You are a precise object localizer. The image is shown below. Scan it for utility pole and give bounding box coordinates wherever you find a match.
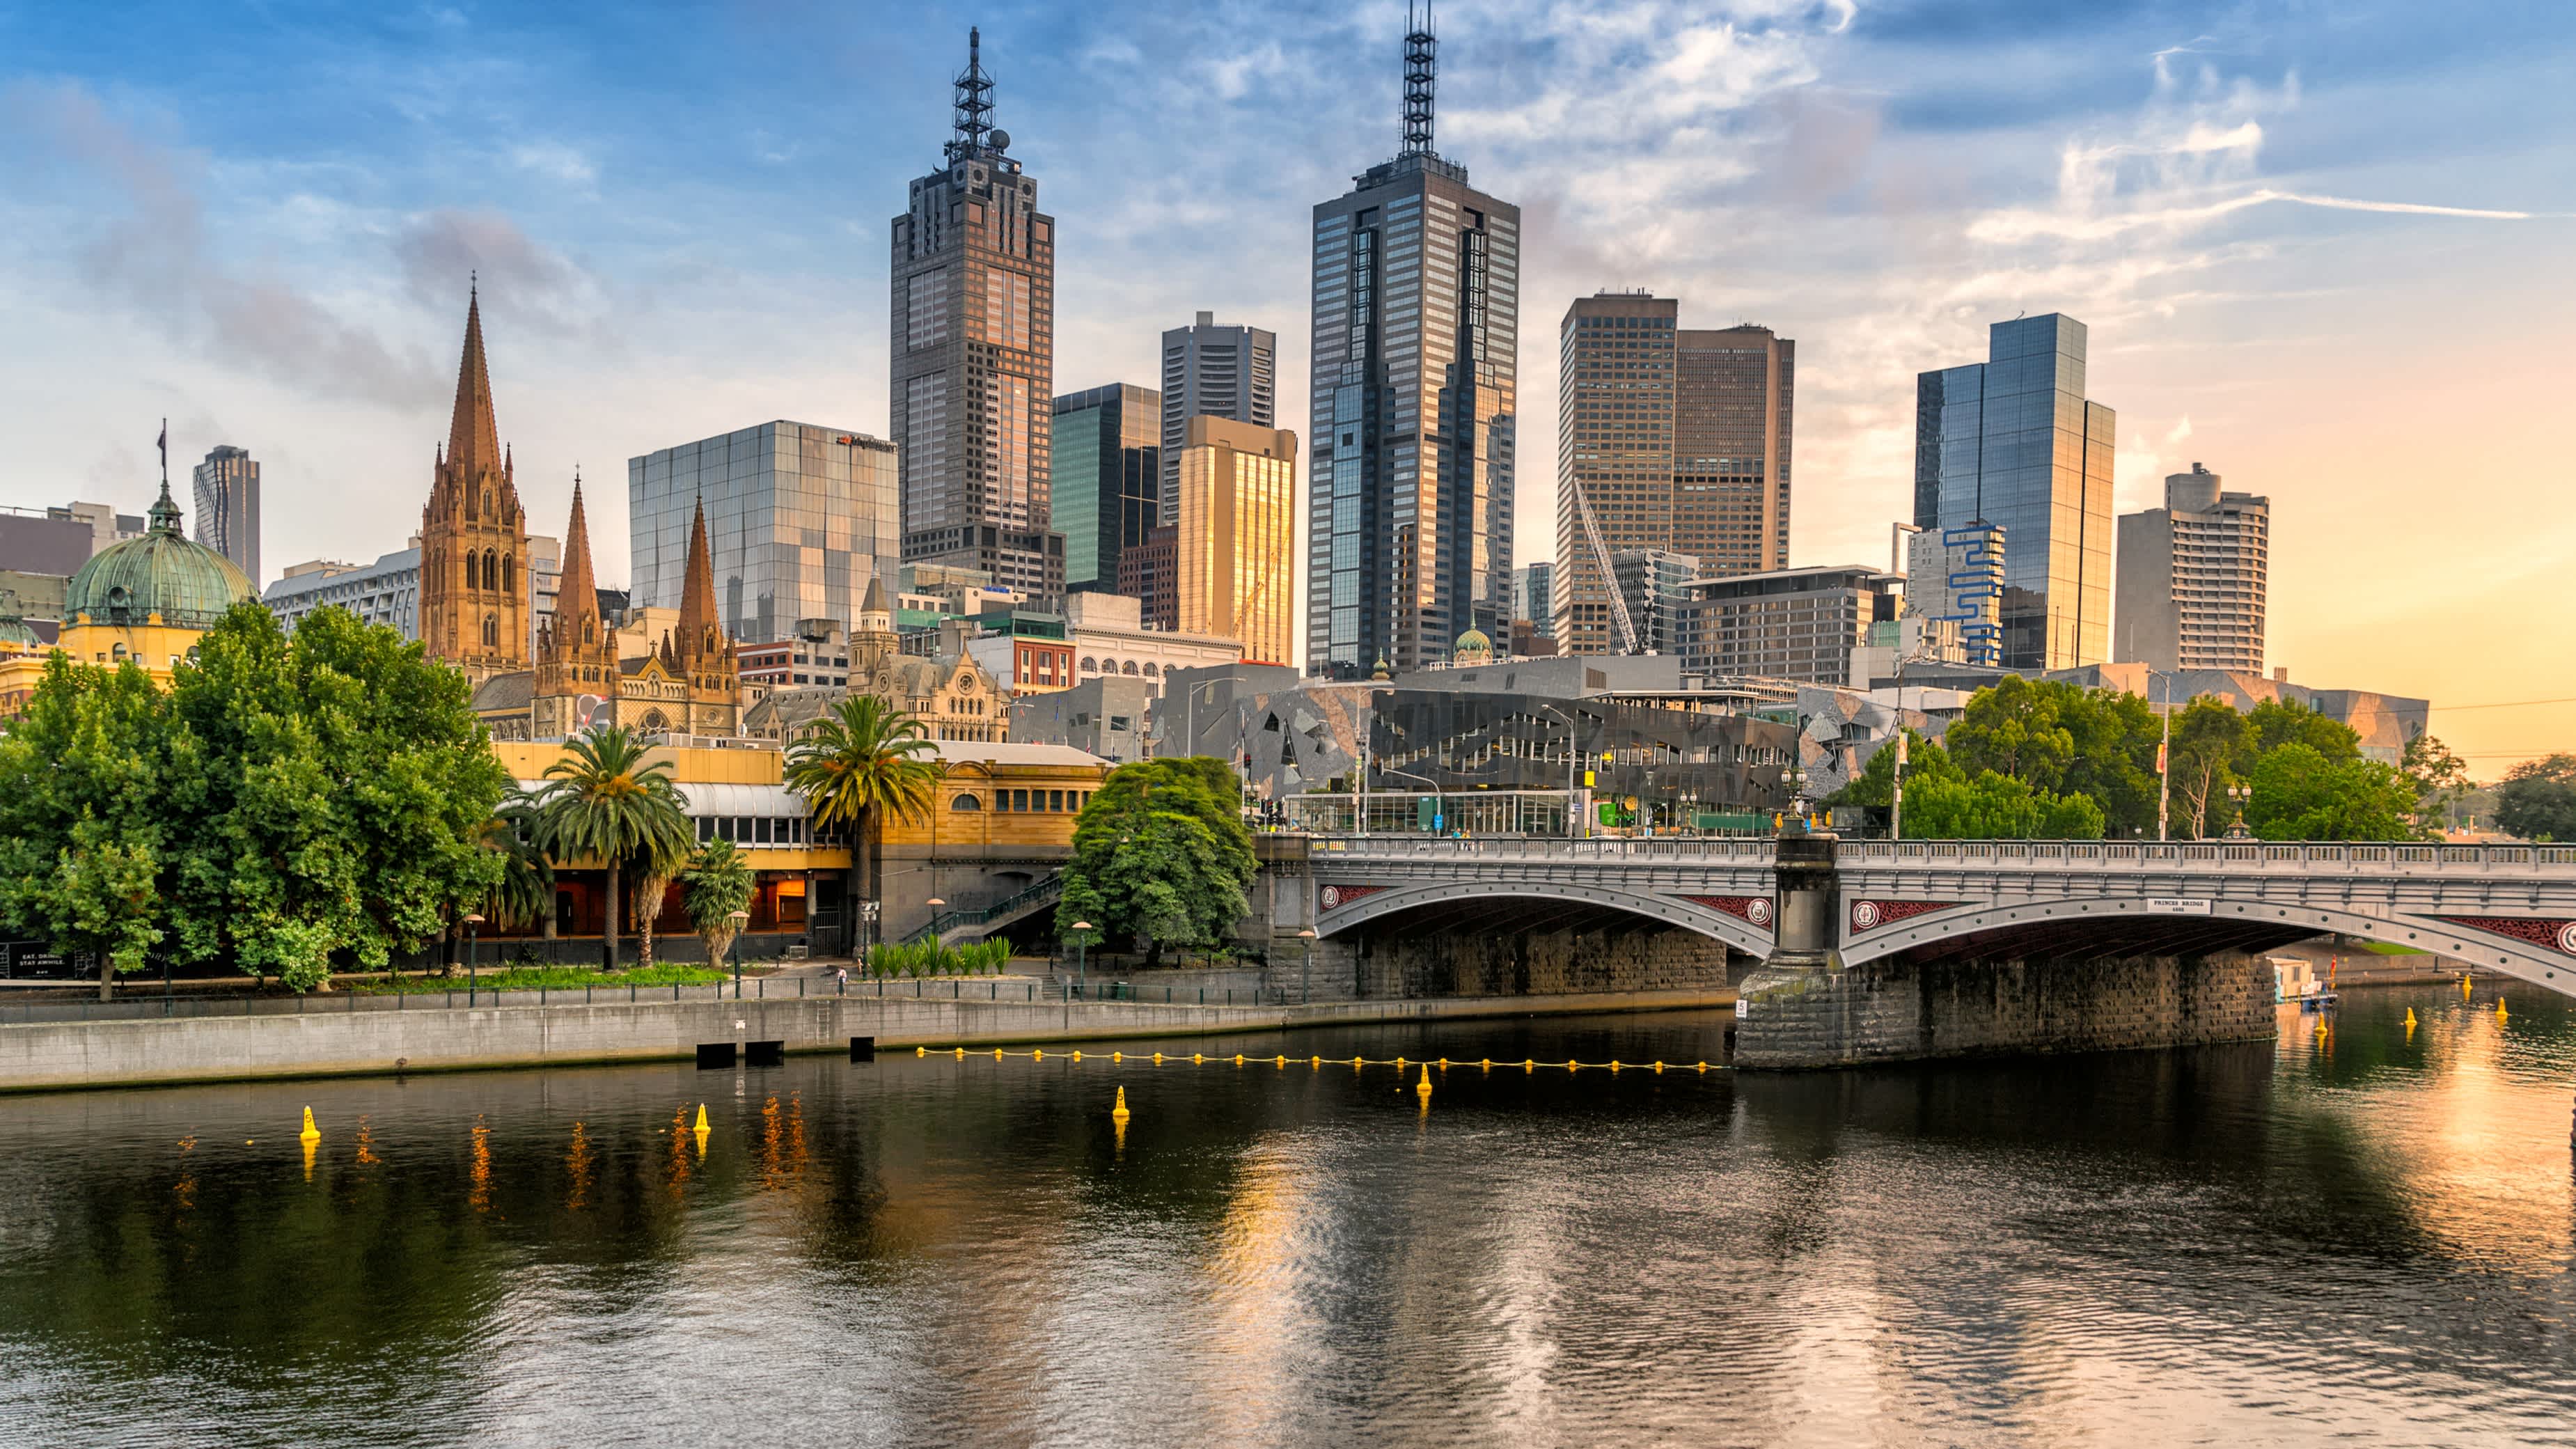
[2156,671,2171,842]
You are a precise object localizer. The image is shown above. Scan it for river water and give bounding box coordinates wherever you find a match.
[1,983,2572,1447]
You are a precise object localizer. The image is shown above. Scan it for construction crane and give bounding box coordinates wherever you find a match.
[1571,475,1640,654]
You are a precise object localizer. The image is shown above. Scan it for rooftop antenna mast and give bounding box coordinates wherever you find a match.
[1401,1,1437,157]
[945,26,996,164]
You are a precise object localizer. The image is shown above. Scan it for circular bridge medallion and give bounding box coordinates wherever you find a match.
[1321,886,1344,911]
[1851,900,1880,932]
[2560,921,2576,955]
[1747,898,1773,927]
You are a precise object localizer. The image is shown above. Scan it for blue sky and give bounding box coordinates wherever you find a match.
[3,0,2571,760]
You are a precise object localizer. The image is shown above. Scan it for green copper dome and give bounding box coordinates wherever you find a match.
[64,483,255,631]
[0,615,38,649]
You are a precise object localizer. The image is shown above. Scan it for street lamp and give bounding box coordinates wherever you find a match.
[462,913,483,1005]
[1782,762,1809,835]
[1534,703,1583,839]
[1070,920,1092,999]
[2226,783,2254,840]
[728,909,750,998]
[1298,927,1316,1005]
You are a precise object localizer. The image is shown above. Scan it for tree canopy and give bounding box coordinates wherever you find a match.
[2495,753,2576,843]
[1054,757,1256,969]
[0,602,511,994]
[533,724,693,970]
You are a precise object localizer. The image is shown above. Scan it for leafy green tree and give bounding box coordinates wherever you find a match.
[1054,757,1256,969]
[1945,675,2075,789]
[1900,769,2107,840]
[533,725,694,970]
[2244,697,2360,769]
[159,604,510,992]
[1828,728,1960,811]
[2165,696,2252,839]
[680,839,757,967]
[0,656,173,998]
[783,695,938,946]
[2055,688,2161,835]
[2244,744,2417,840]
[2494,753,2576,843]
[2399,732,2472,835]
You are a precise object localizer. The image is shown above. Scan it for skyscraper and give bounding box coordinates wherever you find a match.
[1160,313,1276,519]
[890,28,1065,603]
[1514,561,1553,629]
[1553,293,1794,655]
[1172,415,1298,666]
[1906,519,2006,668]
[1051,383,1160,593]
[1915,314,2116,670]
[2114,462,2268,672]
[629,421,899,643]
[1307,8,1518,677]
[191,444,260,586]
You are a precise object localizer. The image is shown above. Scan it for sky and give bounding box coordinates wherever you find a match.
[1,0,2570,770]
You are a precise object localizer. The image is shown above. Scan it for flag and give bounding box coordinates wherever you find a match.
[2155,739,2168,774]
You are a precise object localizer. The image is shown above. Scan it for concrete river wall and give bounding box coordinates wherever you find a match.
[0,985,1738,1094]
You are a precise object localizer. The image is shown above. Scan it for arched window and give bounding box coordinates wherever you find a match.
[950,792,982,811]
[1080,657,1097,673]
[1120,659,1139,675]
[484,549,498,593]
[482,614,498,648]
[501,554,515,595]
[1142,661,1159,678]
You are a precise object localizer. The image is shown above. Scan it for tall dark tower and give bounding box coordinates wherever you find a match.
[419,282,532,683]
[890,27,1065,604]
[1305,8,1518,676]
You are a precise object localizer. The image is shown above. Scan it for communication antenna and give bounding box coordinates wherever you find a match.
[945,26,996,164]
[1401,1,1437,157]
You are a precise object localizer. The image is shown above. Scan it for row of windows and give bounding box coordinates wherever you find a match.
[695,815,838,847]
[950,788,1092,813]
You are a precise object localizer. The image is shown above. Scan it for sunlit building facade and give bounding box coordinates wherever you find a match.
[629,421,900,645]
[1051,382,1159,593]
[1173,415,1298,666]
[1915,313,2116,671]
[1160,312,1276,520]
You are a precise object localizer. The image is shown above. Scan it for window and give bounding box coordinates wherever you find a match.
[951,793,981,811]
[1048,790,1064,811]
[1013,789,1030,810]
[755,817,773,845]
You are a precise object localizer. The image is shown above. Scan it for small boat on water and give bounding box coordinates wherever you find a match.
[2270,957,2337,1010]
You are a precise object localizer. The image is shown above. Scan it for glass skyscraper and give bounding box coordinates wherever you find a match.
[1306,11,1518,677]
[191,444,260,587]
[1160,312,1276,520]
[1051,382,1160,593]
[1915,314,2115,671]
[629,421,900,644]
[889,29,1065,603]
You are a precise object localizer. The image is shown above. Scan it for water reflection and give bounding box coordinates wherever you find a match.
[0,985,2568,1446]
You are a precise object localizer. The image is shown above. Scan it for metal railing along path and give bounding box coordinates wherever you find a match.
[1305,836,2576,875]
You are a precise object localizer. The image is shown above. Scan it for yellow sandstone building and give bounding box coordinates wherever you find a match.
[0,481,258,717]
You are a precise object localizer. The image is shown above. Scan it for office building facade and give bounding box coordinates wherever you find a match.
[1307,10,1519,677]
[1514,561,1553,631]
[1051,383,1159,593]
[1904,519,2006,668]
[1160,312,1277,519]
[629,421,900,645]
[1554,293,1793,655]
[1915,313,2116,670]
[2114,462,2269,672]
[1610,547,1700,657]
[191,445,260,586]
[263,549,423,640]
[890,29,1064,603]
[1681,565,1903,684]
[1172,415,1298,666]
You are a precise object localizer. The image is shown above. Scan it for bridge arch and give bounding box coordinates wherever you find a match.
[1316,878,1774,959]
[1844,895,2576,1000]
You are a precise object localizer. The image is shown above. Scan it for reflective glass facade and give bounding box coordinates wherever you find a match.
[1050,383,1159,592]
[1913,315,2114,670]
[1159,314,1276,519]
[1308,152,1519,677]
[1174,416,1298,667]
[629,421,900,644]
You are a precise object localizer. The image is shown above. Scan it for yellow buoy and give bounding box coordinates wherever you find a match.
[1653,1061,1665,1074]
[1610,1060,1621,1072]
[1111,1086,1131,1123]
[1415,1065,1433,1099]
[1311,1056,1322,1068]
[954,1047,966,1058]
[1695,1061,1709,1072]
[916,1046,927,1056]
[1275,1054,1287,1067]
[1152,1052,1164,1064]
[1395,1056,1406,1070]
[1565,1059,1578,1071]
[1033,1049,1044,1060]
[2404,1008,2418,1028]
[1523,1059,1535,1070]
[994,1048,1004,1060]
[693,1104,709,1134]
[1233,1054,1246,1066]
[1437,1058,1449,1069]
[298,1107,320,1143]
[1113,1052,1124,1063]
[2463,973,2474,999]
[1071,1051,1083,1062]
[2497,999,2510,1024]
[1191,1053,1204,1064]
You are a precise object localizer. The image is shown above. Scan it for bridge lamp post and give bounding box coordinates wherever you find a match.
[2226,784,2254,840]
[1298,927,1315,1005]
[1070,920,1092,998]
[728,909,750,999]
[1782,763,1809,833]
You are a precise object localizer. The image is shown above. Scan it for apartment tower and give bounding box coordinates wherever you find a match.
[191,445,260,587]
[1160,313,1277,520]
[2114,462,2268,672]
[890,29,1065,603]
[1306,7,1519,677]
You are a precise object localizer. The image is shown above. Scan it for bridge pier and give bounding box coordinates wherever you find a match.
[1733,831,2276,1068]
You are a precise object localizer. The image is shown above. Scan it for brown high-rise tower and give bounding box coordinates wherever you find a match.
[420,284,532,682]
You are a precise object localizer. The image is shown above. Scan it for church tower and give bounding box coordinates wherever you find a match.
[419,283,532,682]
[672,496,741,733]
[531,476,616,737]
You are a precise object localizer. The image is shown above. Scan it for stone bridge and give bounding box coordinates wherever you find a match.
[1298,835,2576,1067]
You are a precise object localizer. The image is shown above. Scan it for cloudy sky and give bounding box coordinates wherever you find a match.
[2,0,2570,767]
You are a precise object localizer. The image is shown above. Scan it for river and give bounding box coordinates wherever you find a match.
[1,982,2571,1446]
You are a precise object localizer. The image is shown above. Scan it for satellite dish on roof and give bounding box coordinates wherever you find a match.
[988,129,1011,152]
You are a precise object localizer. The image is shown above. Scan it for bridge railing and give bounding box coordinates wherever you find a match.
[1303,836,2576,872]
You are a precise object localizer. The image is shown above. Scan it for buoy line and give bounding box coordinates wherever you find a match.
[904,1045,1730,1074]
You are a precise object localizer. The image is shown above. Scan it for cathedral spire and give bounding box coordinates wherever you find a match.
[677,494,723,661]
[554,475,599,645]
[446,284,502,480]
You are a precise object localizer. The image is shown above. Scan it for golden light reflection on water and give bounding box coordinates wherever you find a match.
[564,1120,590,1212]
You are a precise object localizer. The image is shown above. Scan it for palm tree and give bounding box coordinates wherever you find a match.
[478,791,556,938]
[533,725,695,970]
[783,696,938,953]
[680,839,757,969]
